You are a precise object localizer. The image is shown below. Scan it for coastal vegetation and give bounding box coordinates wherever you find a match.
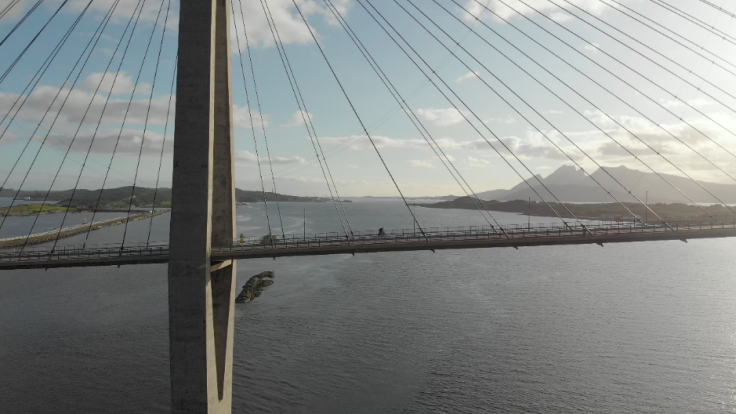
[0,204,76,216]
[0,186,335,211]
[416,196,736,222]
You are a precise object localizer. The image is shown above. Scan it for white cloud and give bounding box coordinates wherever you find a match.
[462,0,615,24]
[66,0,350,51]
[416,108,466,126]
[315,134,575,162]
[408,159,435,168]
[271,154,307,164]
[0,0,30,20]
[549,12,572,23]
[229,0,351,49]
[584,42,600,54]
[661,98,714,109]
[43,128,172,155]
[583,109,614,126]
[0,85,174,127]
[0,123,19,143]
[545,110,563,115]
[484,116,516,124]
[318,134,465,150]
[280,110,313,128]
[83,71,151,95]
[511,113,736,180]
[235,150,305,165]
[456,70,480,82]
[464,134,574,161]
[98,47,115,57]
[467,156,490,167]
[233,105,270,129]
[69,0,181,28]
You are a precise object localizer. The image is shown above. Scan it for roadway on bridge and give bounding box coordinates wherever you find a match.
[2,221,735,270]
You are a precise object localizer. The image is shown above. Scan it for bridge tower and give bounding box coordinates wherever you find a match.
[168,0,238,412]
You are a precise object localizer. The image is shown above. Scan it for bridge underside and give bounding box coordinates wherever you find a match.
[2,226,735,270]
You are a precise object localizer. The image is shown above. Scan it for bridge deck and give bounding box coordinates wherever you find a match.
[1,221,734,270]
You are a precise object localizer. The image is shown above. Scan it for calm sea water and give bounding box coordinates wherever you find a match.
[1,199,735,413]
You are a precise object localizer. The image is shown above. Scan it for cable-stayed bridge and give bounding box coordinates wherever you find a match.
[1,0,735,412]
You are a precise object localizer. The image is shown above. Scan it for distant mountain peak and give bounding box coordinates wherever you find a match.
[541,164,587,186]
[476,164,736,203]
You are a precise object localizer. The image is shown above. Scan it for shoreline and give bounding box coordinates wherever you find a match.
[413,197,736,222]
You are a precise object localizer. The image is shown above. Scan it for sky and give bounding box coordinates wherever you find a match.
[1,0,735,197]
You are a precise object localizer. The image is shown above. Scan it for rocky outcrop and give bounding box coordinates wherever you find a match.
[235,271,275,303]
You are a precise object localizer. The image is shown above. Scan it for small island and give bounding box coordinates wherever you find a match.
[236,271,275,303]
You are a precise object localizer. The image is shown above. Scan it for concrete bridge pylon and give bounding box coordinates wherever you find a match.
[168,0,238,412]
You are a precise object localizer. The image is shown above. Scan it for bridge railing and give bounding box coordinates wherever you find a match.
[2,218,735,264]
[214,218,736,253]
[0,241,169,264]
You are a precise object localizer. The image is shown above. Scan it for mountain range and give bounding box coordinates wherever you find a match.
[475,165,736,204]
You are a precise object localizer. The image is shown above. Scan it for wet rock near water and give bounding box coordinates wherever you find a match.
[235,271,275,303]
